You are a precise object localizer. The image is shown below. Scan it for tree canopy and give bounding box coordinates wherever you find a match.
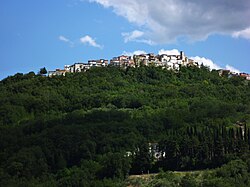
[0,66,250,186]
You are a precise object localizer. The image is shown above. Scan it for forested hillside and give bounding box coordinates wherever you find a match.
[1,66,250,186]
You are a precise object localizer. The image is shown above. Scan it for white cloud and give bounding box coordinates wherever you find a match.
[59,35,70,42]
[122,50,147,56]
[190,56,241,73]
[137,39,154,45]
[232,27,250,40]
[122,30,144,43]
[132,50,147,55]
[225,65,240,73]
[158,49,180,55]
[80,35,103,49]
[123,49,180,56]
[89,0,250,43]
[190,56,221,70]
[122,30,154,45]
[59,35,74,47]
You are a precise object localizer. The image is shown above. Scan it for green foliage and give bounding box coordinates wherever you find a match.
[180,174,198,187]
[39,67,47,75]
[0,66,250,185]
[216,159,250,186]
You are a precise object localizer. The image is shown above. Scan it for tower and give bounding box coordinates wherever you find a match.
[180,51,185,60]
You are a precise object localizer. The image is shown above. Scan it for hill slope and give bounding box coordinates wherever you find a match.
[0,66,250,186]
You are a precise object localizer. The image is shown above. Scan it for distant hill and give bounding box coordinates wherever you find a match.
[1,66,250,186]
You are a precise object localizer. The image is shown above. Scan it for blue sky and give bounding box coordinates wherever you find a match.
[1,0,250,80]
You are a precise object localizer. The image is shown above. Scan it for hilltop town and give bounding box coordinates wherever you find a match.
[48,51,250,80]
[2,50,250,187]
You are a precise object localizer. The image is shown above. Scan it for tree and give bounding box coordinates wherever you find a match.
[131,142,152,174]
[180,174,198,187]
[98,152,131,179]
[39,67,47,75]
[216,159,249,185]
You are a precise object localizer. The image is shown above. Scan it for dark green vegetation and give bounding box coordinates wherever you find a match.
[128,159,250,187]
[39,67,47,75]
[1,66,250,186]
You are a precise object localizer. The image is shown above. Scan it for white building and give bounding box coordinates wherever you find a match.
[48,69,67,77]
[73,63,90,72]
[88,59,108,67]
[158,51,189,70]
[110,55,135,67]
[149,143,166,160]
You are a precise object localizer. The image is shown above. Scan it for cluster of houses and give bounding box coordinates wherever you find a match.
[48,51,250,80]
[126,142,164,161]
[48,51,196,77]
[48,59,109,77]
[218,69,250,80]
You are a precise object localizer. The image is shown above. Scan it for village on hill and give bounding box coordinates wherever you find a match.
[48,51,250,80]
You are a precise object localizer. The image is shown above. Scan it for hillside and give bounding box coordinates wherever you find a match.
[1,66,250,186]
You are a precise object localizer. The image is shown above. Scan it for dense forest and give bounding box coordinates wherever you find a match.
[1,65,250,186]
